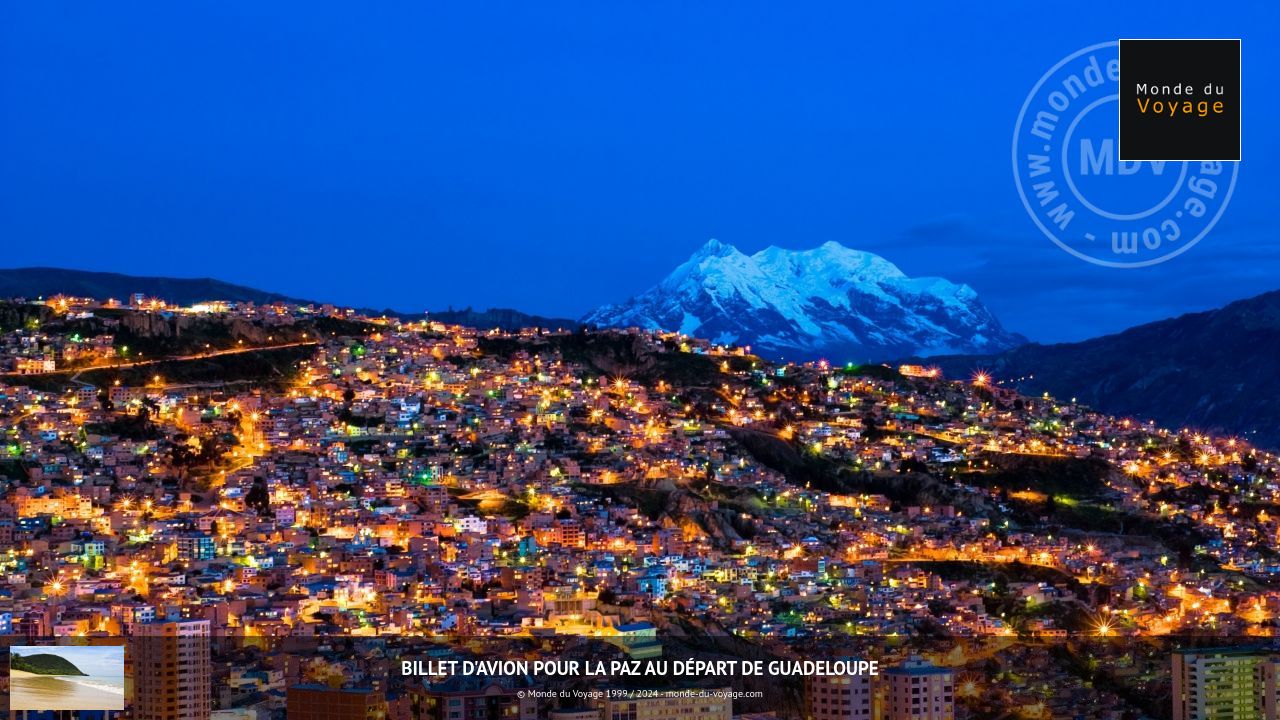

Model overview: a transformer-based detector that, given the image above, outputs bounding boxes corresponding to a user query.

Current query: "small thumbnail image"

[8,645,125,711]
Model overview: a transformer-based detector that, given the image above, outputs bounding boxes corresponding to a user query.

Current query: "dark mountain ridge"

[924,289,1280,447]
[0,267,573,331]
[0,267,296,306]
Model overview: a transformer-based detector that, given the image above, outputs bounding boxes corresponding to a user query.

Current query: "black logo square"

[1119,39,1240,161]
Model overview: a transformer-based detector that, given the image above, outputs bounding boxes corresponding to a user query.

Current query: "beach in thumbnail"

[9,646,125,711]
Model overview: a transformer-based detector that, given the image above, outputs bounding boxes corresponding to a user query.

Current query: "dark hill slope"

[11,652,87,676]
[926,290,1280,447]
[0,268,298,306]
[0,268,573,331]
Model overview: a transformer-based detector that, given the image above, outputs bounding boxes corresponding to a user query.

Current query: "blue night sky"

[1,1,1276,343]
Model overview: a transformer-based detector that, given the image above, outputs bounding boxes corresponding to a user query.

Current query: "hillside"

[425,307,576,331]
[925,289,1280,447]
[0,268,574,331]
[11,652,87,676]
[0,268,300,306]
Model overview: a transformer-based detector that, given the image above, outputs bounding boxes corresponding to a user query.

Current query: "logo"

[1119,39,1240,161]
[1012,41,1238,268]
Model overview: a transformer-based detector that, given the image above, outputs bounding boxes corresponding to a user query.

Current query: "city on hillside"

[1,294,1279,720]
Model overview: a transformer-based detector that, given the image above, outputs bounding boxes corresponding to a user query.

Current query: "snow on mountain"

[582,239,1025,361]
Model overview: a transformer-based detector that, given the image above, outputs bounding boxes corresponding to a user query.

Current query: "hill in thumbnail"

[11,652,88,676]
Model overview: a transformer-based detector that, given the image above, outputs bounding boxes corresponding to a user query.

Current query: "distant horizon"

[6,230,1278,346]
[2,253,1276,350]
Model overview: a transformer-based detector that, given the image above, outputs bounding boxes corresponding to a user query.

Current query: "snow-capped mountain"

[582,239,1025,361]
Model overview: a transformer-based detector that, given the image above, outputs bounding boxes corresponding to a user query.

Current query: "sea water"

[68,675,126,696]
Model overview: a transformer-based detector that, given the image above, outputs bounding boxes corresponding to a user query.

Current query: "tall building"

[1173,648,1273,720]
[806,669,874,720]
[883,657,953,720]
[596,688,732,720]
[1260,658,1280,720]
[287,685,385,720]
[176,534,217,562]
[130,619,212,720]
[414,677,536,720]
[549,709,602,720]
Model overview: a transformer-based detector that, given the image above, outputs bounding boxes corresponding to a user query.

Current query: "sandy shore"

[9,669,125,710]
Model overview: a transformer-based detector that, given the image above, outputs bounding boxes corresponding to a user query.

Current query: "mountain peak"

[584,240,1025,362]
[691,238,736,260]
